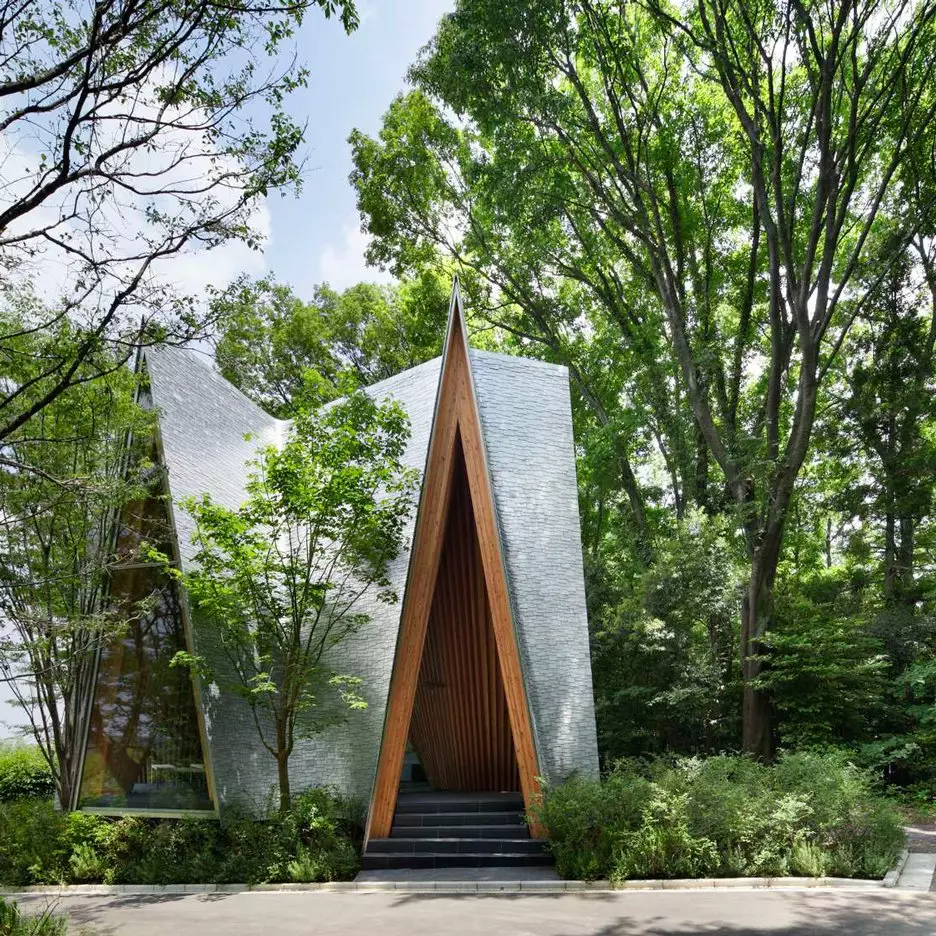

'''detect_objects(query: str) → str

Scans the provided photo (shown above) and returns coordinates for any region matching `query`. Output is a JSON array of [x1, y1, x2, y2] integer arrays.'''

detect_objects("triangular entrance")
[[366, 283, 541, 842], [408, 431, 520, 792], [75, 374, 214, 813]]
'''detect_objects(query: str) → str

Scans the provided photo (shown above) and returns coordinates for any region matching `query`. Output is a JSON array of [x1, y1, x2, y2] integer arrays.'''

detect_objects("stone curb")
[[0, 876, 886, 897], [883, 849, 910, 888]]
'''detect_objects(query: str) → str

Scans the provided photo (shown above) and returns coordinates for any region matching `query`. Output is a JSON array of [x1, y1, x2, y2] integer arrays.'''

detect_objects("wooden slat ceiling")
[[408, 433, 519, 793], [366, 284, 542, 842]]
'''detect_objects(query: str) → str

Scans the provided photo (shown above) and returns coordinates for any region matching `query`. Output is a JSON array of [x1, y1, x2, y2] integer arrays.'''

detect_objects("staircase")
[[362, 792, 552, 870]]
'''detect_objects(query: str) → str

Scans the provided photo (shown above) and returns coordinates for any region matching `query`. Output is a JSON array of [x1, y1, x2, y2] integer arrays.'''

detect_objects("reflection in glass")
[[78, 489, 212, 811], [112, 494, 175, 564], [113, 438, 174, 564]]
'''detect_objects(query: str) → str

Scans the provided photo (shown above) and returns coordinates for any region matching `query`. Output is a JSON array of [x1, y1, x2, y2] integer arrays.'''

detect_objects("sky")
[[262, 0, 454, 295], [0, 0, 454, 740]]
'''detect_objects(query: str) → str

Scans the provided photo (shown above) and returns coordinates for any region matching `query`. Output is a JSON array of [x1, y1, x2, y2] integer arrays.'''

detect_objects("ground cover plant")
[[0, 897, 68, 936], [533, 751, 904, 882], [0, 787, 361, 887]]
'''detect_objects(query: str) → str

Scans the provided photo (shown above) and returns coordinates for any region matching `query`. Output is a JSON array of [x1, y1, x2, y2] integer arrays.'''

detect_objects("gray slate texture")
[[469, 350, 600, 783], [144, 342, 598, 815], [144, 347, 288, 808]]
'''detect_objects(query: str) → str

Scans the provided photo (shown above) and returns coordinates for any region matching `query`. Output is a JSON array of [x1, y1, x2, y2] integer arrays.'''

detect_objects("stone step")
[[394, 793, 524, 814], [361, 852, 554, 870], [368, 837, 546, 856], [391, 824, 528, 839], [393, 811, 526, 827]]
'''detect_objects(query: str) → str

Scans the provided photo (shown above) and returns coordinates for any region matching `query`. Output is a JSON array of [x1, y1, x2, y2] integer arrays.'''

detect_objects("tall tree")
[[182, 387, 417, 810], [0, 310, 150, 808], [0, 0, 358, 441], [212, 272, 450, 416], [843, 250, 936, 610], [813, 240, 936, 677], [351, 0, 936, 754]]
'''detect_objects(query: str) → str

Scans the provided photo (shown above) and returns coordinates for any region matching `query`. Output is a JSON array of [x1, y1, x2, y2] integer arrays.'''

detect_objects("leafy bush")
[[859, 657, 936, 795], [0, 800, 69, 886], [0, 745, 54, 804], [613, 788, 718, 880], [270, 787, 363, 883], [0, 897, 68, 936], [529, 768, 653, 879], [533, 751, 904, 882], [0, 786, 361, 887]]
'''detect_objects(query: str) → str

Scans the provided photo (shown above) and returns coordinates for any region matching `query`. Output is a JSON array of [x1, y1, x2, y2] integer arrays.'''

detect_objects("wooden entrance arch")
[[365, 284, 542, 842]]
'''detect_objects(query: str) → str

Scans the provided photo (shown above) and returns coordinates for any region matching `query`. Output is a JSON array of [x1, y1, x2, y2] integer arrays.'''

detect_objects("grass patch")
[[0, 897, 68, 936]]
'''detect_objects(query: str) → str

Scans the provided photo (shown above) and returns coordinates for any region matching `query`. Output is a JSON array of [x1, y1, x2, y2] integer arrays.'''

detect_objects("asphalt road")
[[10, 889, 936, 936]]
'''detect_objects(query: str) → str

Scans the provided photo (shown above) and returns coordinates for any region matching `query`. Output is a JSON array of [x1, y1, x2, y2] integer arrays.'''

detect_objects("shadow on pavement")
[[385, 888, 936, 935], [14, 891, 232, 929]]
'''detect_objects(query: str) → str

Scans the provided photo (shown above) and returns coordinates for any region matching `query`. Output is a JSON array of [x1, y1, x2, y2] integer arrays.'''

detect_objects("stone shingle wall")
[[145, 343, 597, 815], [145, 348, 286, 809], [281, 358, 441, 806], [470, 350, 600, 784], [146, 348, 441, 811]]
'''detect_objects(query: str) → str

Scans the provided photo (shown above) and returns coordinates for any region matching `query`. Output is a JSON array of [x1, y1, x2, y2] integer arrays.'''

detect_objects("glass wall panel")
[[112, 493, 174, 564], [79, 368, 210, 813], [78, 535, 212, 810], [113, 438, 174, 564]]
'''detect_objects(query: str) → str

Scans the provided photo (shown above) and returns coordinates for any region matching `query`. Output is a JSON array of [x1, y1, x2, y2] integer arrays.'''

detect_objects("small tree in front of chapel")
[[182, 387, 416, 810]]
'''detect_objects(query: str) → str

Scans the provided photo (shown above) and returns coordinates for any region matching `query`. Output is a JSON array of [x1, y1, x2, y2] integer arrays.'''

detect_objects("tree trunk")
[[277, 752, 291, 812], [57, 750, 75, 812], [883, 505, 898, 602], [694, 424, 710, 511], [276, 721, 291, 811], [740, 559, 777, 759], [898, 515, 916, 601]]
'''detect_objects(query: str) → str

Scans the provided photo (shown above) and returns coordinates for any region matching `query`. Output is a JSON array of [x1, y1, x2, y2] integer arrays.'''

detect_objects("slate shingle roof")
[[144, 342, 598, 810]]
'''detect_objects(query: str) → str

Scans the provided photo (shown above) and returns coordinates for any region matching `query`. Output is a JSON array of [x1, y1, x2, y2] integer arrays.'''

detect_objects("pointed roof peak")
[[444, 275, 467, 351]]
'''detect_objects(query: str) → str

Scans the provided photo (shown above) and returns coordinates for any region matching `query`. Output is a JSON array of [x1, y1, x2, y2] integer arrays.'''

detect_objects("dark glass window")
[[112, 437, 174, 565], [77, 430, 212, 812]]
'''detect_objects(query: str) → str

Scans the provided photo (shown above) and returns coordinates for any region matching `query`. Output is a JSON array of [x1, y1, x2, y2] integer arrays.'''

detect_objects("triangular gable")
[[75, 360, 216, 814], [366, 282, 543, 842]]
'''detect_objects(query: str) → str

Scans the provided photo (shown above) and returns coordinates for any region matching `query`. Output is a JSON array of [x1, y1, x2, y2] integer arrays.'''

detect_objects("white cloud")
[[317, 223, 393, 291], [157, 201, 271, 296]]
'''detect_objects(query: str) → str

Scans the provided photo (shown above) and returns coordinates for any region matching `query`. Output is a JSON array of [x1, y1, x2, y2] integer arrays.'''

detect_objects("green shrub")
[[612, 789, 718, 881], [210, 811, 284, 885], [0, 785, 361, 887], [0, 897, 68, 936], [0, 746, 54, 804], [285, 839, 358, 883], [533, 769, 653, 880], [0, 800, 69, 886], [67, 844, 107, 885], [266, 787, 363, 883], [790, 839, 829, 877], [533, 751, 904, 882]]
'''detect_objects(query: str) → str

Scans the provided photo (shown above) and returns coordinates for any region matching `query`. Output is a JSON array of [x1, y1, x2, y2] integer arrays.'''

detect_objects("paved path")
[[11, 889, 936, 935], [900, 823, 936, 890], [897, 853, 936, 891], [905, 822, 936, 853]]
